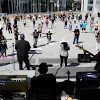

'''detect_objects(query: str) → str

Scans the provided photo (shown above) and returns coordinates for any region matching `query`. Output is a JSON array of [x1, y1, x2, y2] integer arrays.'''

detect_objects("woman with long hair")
[[59, 42, 70, 67]]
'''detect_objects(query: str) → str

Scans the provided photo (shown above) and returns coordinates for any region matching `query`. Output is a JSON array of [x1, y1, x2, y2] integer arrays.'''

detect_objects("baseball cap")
[[20, 34, 25, 39]]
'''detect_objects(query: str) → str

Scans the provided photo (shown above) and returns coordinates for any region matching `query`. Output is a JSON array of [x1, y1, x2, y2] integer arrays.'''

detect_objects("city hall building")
[[0, 0, 65, 14]]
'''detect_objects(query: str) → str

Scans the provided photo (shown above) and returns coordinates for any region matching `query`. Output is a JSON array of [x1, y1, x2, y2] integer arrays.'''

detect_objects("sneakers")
[[2, 55, 7, 58]]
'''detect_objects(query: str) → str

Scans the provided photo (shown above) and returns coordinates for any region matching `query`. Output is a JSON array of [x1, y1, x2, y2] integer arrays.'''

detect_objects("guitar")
[[75, 45, 94, 57]]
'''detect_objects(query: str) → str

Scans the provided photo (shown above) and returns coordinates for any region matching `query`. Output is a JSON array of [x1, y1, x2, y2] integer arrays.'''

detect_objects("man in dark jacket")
[[15, 34, 31, 70], [73, 26, 80, 44], [33, 29, 39, 48]]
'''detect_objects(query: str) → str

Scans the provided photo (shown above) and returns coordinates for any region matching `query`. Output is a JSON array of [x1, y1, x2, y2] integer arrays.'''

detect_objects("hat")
[[20, 34, 25, 39]]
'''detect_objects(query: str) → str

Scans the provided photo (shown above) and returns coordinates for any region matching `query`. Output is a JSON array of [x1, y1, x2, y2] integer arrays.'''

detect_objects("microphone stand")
[[12, 43, 15, 70]]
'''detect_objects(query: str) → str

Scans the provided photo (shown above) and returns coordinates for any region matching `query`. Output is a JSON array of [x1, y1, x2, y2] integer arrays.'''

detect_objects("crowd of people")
[[0, 12, 100, 69], [0, 12, 100, 100]]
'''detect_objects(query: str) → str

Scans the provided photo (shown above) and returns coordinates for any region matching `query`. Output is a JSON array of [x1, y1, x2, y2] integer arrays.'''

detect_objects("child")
[[23, 20, 26, 27], [45, 19, 49, 28], [69, 22, 72, 31]]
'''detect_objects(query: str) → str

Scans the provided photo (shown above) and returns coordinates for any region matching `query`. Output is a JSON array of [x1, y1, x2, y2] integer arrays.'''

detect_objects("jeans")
[[73, 35, 79, 44], [90, 26, 93, 33]]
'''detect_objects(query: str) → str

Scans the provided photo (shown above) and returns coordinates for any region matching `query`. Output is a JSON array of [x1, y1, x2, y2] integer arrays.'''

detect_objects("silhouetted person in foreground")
[[93, 51, 100, 73], [28, 62, 57, 100]]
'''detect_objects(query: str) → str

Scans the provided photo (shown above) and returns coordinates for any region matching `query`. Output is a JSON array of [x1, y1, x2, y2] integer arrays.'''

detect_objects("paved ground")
[[0, 13, 99, 78], [0, 13, 99, 100]]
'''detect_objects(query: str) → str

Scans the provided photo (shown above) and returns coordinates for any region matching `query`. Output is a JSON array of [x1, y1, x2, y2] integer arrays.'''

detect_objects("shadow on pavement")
[[0, 62, 10, 67], [37, 41, 57, 47], [68, 62, 80, 67], [7, 53, 17, 57], [78, 41, 83, 44]]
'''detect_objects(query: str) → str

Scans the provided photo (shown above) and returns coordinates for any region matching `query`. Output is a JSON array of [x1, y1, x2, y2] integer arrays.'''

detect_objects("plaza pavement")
[[0, 14, 99, 79]]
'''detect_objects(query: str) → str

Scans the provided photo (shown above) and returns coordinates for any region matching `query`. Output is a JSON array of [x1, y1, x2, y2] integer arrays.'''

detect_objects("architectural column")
[[50, 0, 54, 12], [57, 0, 59, 11], [83, 0, 88, 12], [47, 0, 49, 12], [81, 0, 84, 12], [32, 0, 34, 13], [38, 0, 41, 12]]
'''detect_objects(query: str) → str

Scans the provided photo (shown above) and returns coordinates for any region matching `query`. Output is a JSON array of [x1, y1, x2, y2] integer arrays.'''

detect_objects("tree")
[[73, 1, 81, 11], [66, 0, 74, 11]]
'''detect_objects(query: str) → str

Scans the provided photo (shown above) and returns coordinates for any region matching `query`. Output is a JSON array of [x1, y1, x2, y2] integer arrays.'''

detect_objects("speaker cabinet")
[[75, 71, 99, 98], [78, 54, 91, 63], [79, 88, 100, 100]]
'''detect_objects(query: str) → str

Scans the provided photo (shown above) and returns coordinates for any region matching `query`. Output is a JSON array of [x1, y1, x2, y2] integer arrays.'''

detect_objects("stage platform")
[[35, 66, 95, 80]]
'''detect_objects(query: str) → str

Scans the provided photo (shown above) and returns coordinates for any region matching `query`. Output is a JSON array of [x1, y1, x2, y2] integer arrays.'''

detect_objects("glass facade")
[[0, 0, 64, 14]]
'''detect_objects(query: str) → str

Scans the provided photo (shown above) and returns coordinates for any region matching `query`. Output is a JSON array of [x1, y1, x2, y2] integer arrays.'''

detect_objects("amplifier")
[[75, 71, 99, 98], [78, 54, 92, 63], [0, 75, 28, 99], [79, 88, 100, 100]]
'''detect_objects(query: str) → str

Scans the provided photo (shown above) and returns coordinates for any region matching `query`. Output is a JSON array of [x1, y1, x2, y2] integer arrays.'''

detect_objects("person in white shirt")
[[59, 41, 70, 67]]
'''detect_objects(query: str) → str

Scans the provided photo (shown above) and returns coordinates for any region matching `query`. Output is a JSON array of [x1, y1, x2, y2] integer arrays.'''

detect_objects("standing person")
[[69, 22, 72, 31], [32, 18, 35, 28], [41, 18, 44, 26], [23, 20, 26, 27], [15, 34, 31, 70], [7, 21, 12, 34], [59, 42, 70, 67], [46, 31, 53, 44], [64, 20, 67, 29], [51, 16, 55, 28], [95, 30, 100, 51], [45, 19, 49, 29], [38, 24, 43, 37], [14, 28, 19, 44], [94, 21, 99, 33], [73, 26, 80, 44], [0, 33, 7, 58], [81, 21, 87, 33], [13, 23, 18, 30], [14, 17, 18, 25], [90, 21, 94, 33], [33, 29, 39, 48]]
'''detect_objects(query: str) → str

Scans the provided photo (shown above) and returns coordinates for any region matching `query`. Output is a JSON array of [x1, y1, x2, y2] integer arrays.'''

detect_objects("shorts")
[[82, 28, 86, 30], [95, 28, 98, 31]]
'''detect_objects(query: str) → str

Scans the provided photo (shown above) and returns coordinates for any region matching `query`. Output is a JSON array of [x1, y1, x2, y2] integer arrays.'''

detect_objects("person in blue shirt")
[[81, 21, 87, 33]]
